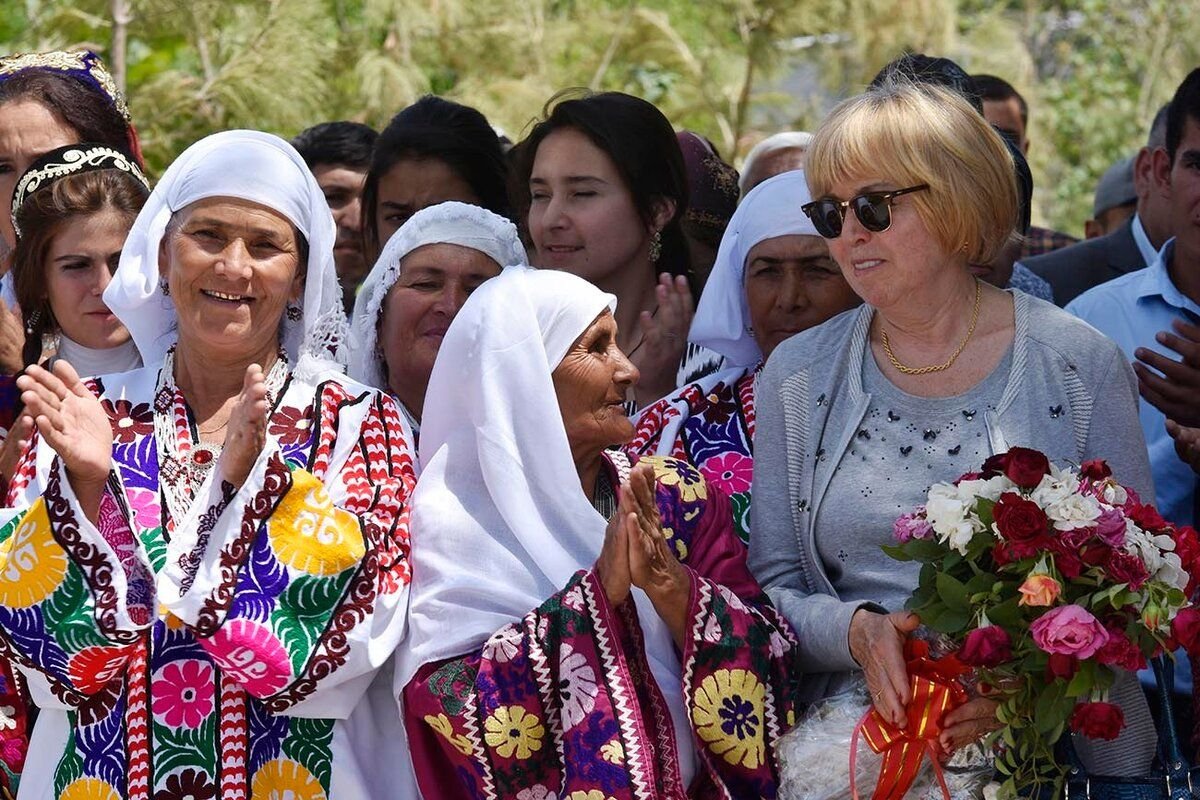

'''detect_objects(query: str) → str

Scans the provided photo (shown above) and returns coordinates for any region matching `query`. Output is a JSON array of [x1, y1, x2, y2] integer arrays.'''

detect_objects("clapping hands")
[[631, 274, 693, 408]]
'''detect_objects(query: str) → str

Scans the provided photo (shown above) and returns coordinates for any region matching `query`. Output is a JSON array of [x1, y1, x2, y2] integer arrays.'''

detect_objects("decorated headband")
[[10, 144, 150, 238], [0, 50, 132, 122]]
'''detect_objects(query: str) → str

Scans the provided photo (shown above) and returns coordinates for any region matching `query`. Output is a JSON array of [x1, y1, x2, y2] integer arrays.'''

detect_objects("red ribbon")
[[849, 640, 969, 800]]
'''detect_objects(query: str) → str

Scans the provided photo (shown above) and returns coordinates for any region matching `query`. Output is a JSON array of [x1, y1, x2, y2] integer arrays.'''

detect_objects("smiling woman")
[[2, 130, 418, 800]]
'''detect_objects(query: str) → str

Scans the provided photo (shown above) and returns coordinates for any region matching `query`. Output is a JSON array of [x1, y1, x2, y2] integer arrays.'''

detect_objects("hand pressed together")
[[217, 363, 270, 490]]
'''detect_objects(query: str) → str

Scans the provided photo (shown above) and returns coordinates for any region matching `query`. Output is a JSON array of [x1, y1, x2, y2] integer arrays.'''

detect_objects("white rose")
[[946, 519, 976, 555], [1156, 552, 1189, 593], [1101, 481, 1128, 506], [926, 484, 968, 532], [1046, 492, 1102, 531]]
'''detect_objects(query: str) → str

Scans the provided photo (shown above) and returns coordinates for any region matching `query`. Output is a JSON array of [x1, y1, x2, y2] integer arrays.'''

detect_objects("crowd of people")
[[0, 44, 1195, 800]]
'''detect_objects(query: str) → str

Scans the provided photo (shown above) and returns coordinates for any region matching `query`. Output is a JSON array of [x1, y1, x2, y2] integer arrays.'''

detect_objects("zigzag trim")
[[124, 640, 150, 800], [523, 610, 565, 771], [681, 580, 735, 800], [218, 675, 248, 800], [460, 681, 496, 800], [582, 575, 651, 800]]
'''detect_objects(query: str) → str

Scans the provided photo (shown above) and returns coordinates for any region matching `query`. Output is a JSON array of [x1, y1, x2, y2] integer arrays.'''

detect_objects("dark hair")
[[510, 90, 690, 281], [871, 54, 983, 114], [292, 121, 378, 171], [1166, 69, 1200, 163], [971, 74, 1029, 128], [360, 96, 509, 255], [1149, 103, 1169, 150], [12, 168, 150, 366], [1005, 137, 1033, 235], [0, 70, 137, 165]]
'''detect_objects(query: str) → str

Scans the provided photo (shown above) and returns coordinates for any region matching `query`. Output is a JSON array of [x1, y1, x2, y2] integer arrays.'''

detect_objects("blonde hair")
[[805, 79, 1019, 265]]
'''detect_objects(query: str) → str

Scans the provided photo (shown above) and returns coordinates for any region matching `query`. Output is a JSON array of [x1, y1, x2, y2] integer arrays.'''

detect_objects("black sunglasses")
[[801, 184, 930, 239]]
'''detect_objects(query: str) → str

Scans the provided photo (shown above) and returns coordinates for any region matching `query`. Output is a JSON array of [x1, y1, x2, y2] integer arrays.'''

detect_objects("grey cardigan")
[[750, 291, 1153, 679]]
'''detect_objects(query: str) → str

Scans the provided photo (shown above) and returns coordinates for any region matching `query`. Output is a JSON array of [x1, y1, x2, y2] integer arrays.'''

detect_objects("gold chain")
[[880, 278, 982, 376]]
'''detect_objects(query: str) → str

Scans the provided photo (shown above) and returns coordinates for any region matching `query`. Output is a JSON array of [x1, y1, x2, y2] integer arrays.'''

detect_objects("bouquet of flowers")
[[884, 447, 1200, 799]]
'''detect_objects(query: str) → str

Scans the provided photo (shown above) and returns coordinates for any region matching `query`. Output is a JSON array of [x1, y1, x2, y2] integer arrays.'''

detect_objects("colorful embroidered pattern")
[[0, 373, 415, 800]]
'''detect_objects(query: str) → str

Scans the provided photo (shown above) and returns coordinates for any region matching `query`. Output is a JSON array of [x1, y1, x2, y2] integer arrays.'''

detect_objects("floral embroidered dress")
[[0, 364, 415, 800], [403, 454, 801, 799], [627, 368, 757, 547]]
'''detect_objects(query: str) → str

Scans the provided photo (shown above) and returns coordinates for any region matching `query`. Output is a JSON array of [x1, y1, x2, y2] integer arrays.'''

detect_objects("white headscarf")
[[104, 130, 346, 378], [398, 265, 695, 783], [688, 169, 820, 370], [347, 200, 527, 390]]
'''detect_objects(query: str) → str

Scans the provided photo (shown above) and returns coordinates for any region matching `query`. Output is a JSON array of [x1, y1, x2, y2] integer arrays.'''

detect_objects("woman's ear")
[[648, 196, 677, 234]]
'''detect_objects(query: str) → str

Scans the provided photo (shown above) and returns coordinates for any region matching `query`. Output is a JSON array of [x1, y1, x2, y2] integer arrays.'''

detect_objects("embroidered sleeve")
[[0, 462, 148, 707], [159, 386, 415, 716]]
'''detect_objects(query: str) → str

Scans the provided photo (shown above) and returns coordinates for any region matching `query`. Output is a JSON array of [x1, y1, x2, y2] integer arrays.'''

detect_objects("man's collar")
[[1135, 239, 1200, 317]]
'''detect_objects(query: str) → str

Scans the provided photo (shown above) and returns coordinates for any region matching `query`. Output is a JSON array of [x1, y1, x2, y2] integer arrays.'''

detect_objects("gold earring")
[[649, 231, 663, 263]]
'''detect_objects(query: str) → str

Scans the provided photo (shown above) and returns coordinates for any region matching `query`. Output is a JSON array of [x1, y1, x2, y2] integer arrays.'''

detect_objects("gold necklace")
[[880, 279, 982, 376]]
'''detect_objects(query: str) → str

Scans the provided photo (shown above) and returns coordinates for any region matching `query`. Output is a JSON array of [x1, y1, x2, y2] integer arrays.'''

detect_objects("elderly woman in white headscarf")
[[396, 264, 802, 798], [348, 200, 526, 433], [3, 130, 417, 800], [627, 171, 860, 544]]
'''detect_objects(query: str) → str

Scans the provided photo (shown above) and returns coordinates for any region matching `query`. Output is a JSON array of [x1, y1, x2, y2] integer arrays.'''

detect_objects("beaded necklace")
[[154, 347, 289, 524]]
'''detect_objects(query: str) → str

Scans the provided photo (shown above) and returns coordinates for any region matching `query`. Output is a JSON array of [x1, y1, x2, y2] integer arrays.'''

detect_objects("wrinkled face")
[[161, 197, 304, 361], [823, 174, 950, 312], [744, 234, 860, 361], [527, 128, 653, 285], [552, 310, 640, 457], [0, 100, 79, 258], [375, 157, 479, 249], [44, 208, 133, 350], [742, 147, 807, 196], [312, 163, 368, 286], [379, 243, 501, 416]]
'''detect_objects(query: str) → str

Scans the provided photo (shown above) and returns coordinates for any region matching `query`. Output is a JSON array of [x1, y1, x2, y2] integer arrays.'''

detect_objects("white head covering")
[[399, 264, 696, 781], [738, 130, 813, 195], [688, 169, 820, 369], [104, 130, 347, 378], [347, 200, 527, 389]]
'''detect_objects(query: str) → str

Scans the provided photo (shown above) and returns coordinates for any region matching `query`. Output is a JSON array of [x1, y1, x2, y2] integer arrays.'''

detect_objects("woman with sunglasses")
[[749, 78, 1156, 779]]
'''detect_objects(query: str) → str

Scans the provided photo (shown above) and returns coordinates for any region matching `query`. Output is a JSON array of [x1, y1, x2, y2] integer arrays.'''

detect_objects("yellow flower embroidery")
[[251, 758, 328, 800], [269, 470, 365, 576], [59, 778, 121, 800], [424, 712, 474, 756], [691, 668, 767, 770], [0, 501, 67, 608], [567, 792, 616, 800], [483, 705, 544, 760], [600, 739, 624, 763], [650, 456, 707, 503]]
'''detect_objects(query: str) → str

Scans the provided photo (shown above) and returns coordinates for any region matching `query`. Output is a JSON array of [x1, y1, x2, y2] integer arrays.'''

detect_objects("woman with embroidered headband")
[[2, 130, 416, 800], [397, 264, 801, 798], [349, 200, 527, 435], [749, 79, 1156, 782], [628, 171, 860, 548]]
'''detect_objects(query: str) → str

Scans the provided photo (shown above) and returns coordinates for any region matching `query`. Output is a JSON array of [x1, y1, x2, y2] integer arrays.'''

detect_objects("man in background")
[[293, 120, 378, 313], [1085, 156, 1137, 239]]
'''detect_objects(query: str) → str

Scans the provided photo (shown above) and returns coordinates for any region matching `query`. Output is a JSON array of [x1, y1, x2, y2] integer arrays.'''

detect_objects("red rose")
[[1127, 502, 1167, 532], [994, 493, 1049, 542], [955, 471, 983, 485], [1080, 543, 1114, 568], [1171, 608, 1200, 655], [1001, 448, 1052, 489], [993, 533, 1054, 566], [1046, 652, 1079, 680], [959, 625, 1013, 668], [1052, 546, 1084, 580], [1080, 459, 1113, 481], [981, 452, 1011, 479], [1096, 629, 1147, 671], [1173, 526, 1200, 594], [1106, 551, 1150, 591], [1069, 702, 1125, 740]]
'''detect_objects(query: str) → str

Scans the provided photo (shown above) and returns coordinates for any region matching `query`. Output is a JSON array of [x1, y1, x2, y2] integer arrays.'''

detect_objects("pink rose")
[[1092, 508, 1127, 547], [1018, 574, 1062, 607], [1030, 605, 1109, 659], [893, 510, 933, 543]]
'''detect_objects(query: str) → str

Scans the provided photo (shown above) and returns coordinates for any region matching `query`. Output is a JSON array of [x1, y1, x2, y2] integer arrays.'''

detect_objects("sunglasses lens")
[[854, 195, 891, 232], [808, 200, 842, 239]]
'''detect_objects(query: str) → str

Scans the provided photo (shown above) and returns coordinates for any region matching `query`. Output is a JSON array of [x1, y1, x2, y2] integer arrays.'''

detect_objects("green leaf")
[[936, 572, 970, 608], [988, 598, 1023, 627], [271, 571, 354, 675], [928, 607, 970, 635], [881, 543, 912, 561], [283, 717, 336, 789]]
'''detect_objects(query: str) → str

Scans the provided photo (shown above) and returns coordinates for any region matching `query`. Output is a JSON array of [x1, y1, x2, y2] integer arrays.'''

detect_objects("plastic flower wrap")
[[882, 448, 1200, 799]]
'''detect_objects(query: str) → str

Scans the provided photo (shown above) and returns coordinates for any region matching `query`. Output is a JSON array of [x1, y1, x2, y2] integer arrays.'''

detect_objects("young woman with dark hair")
[[360, 95, 510, 259], [511, 90, 695, 408]]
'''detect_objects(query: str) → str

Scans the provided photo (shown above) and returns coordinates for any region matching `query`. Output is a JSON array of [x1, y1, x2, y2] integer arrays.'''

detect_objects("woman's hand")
[[0, 414, 33, 486], [624, 462, 691, 646], [217, 364, 269, 490], [16, 361, 112, 520], [849, 608, 920, 728], [597, 488, 635, 607], [632, 273, 693, 407], [939, 695, 1001, 756]]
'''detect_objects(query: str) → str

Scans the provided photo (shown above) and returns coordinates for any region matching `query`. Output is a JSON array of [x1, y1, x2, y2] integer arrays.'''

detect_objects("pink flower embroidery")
[[127, 487, 161, 531], [700, 452, 753, 496], [151, 659, 215, 729], [200, 619, 293, 696]]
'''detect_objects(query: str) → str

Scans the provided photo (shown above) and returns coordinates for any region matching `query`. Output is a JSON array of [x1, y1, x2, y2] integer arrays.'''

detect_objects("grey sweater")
[[750, 291, 1156, 772]]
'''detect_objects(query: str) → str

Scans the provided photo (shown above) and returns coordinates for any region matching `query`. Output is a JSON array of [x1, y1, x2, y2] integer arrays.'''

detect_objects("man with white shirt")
[[1024, 105, 1172, 305]]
